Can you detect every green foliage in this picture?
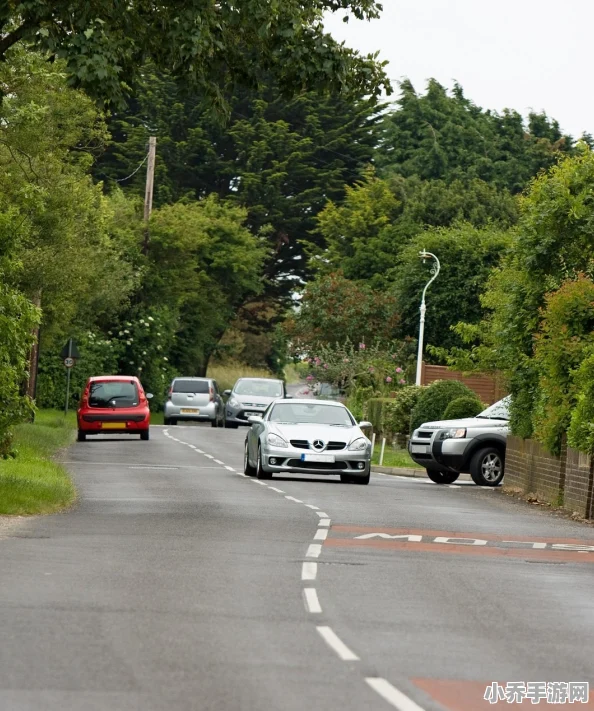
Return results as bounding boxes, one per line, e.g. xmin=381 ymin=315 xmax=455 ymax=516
xmin=346 ymin=385 xmax=377 ymax=422
xmin=532 ymin=277 xmax=594 ymax=455
xmin=568 ymin=353 xmax=594 ymax=454
xmin=442 ymin=395 xmax=483 ymax=420
xmin=391 ymin=224 xmax=511 ymax=353
xmin=0 ymin=284 xmax=40 ymax=455
xmin=367 ymin=386 xmax=423 ymax=436
xmin=285 ymin=272 xmax=399 ymax=354
xmin=377 ymin=79 xmax=573 ymax=193
xmin=410 ymin=379 xmax=477 ymax=432
xmin=2 ymin=1 xmax=390 ymax=107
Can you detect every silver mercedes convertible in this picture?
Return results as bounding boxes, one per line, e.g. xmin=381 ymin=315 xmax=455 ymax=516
xmin=244 ymin=399 xmax=372 ymax=484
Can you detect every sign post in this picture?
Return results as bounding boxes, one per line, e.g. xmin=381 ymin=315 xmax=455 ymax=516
xmin=60 ymin=339 xmax=80 ymax=415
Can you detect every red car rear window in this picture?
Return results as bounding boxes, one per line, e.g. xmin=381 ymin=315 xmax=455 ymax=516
xmin=89 ymin=381 xmax=139 ymax=408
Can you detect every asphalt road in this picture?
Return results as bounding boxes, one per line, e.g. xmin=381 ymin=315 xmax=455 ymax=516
xmin=1 ymin=422 xmax=594 ymax=711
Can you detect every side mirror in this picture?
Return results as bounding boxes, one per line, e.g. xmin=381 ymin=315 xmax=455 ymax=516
xmin=285 ymin=394 xmax=293 ymax=399
xmin=146 ymin=393 xmax=154 ymax=400
xmin=223 ymin=390 xmax=232 ymax=397
xmin=247 ymin=416 xmax=263 ymax=425
xmin=358 ymin=421 xmax=372 ymax=429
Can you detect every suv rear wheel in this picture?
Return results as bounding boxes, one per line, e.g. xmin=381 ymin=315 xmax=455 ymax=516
xmin=469 ymin=446 xmax=504 ymax=486
xmin=426 ymin=470 xmax=460 ymax=484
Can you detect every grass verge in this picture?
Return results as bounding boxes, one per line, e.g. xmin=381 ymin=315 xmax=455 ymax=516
xmin=0 ymin=410 xmax=77 ymax=515
xmin=371 ymin=445 xmax=423 ymax=469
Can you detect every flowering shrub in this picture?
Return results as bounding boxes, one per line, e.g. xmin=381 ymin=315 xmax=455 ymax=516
xmin=304 ymin=339 xmax=416 ymax=395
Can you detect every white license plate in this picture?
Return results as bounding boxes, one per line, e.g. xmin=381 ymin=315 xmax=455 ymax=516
xmin=410 ymin=444 xmax=428 ymax=454
xmin=245 ymin=412 xmax=259 ymax=417
xmin=180 ymin=408 xmax=199 ymax=414
xmin=301 ymin=454 xmax=336 ymax=463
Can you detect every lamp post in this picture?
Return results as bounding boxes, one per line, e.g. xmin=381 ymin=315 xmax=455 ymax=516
xmin=415 ymin=251 xmax=440 ymax=386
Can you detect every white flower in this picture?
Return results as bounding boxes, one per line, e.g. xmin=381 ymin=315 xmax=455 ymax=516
xmin=139 ymin=319 xmax=145 ymax=325
xmin=126 ymin=322 xmax=132 ymax=327
xmin=126 ymin=340 xmax=132 ymax=345
xmin=163 ymin=356 xmax=168 ymax=361
xmin=156 ymin=345 xmax=162 ymax=351
xmin=124 ymin=329 xmax=130 ymax=335
xmin=157 ymin=332 xmax=161 ymax=337
xmin=129 ymin=361 xmax=134 ymax=365
xmin=142 ymin=351 xmax=147 ymax=356
xmin=138 ymin=367 xmax=142 ymax=372
xmin=119 ymin=331 xmax=124 ymax=336
xmin=148 ymin=316 xmax=154 ymax=322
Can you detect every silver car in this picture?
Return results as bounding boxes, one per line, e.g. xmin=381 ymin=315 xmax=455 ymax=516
xmin=224 ymin=377 xmax=286 ymax=428
xmin=164 ymin=377 xmax=225 ymax=427
xmin=244 ymin=399 xmax=372 ymax=484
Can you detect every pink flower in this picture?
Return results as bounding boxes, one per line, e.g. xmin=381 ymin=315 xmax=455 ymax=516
xmin=343 ymin=358 xmax=350 ymax=363
xmin=306 ymin=375 xmax=314 ymax=381
xmin=369 ymin=366 xmax=375 ymax=373
xmin=395 ymin=367 xmax=403 ymax=374
xmin=386 ymin=376 xmax=393 ymax=383
xmin=323 ymin=364 xmax=328 ymax=369
xmin=359 ymin=342 xmax=366 ymax=350
xmin=314 ymin=357 xmax=321 ymax=365
xmin=399 ymin=378 xmax=406 ymax=385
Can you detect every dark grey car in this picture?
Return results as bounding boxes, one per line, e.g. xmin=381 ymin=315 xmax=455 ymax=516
xmin=223 ymin=377 xmax=286 ymax=428
xmin=164 ymin=377 xmax=225 ymax=427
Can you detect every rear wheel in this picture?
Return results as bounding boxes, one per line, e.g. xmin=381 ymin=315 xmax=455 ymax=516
xmin=469 ymin=447 xmax=504 ymax=486
xmin=140 ymin=430 xmax=150 ymax=441
xmin=77 ymin=430 xmax=86 ymax=442
xmin=256 ymin=444 xmax=273 ymax=480
xmin=164 ymin=417 xmax=171 ymax=426
xmin=225 ymin=420 xmax=239 ymax=429
xmin=244 ymin=440 xmax=257 ymax=476
xmin=426 ymin=470 xmax=460 ymax=484
xmin=169 ymin=419 xmax=177 ymax=426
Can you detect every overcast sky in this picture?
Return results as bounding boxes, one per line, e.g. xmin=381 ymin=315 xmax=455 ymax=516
xmin=324 ymin=0 xmax=592 ymax=139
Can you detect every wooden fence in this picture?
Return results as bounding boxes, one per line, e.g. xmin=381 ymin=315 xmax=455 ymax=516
xmin=420 ymin=363 xmax=507 ymax=405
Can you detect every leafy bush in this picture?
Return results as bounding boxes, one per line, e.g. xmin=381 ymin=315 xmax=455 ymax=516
xmin=384 ymin=386 xmax=423 ymax=435
xmin=443 ymin=395 xmax=483 ymax=420
xmin=410 ymin=379 xmax=477 ymax=432
xmin=532 ymin=276 xmax=594 ymax=454
xmin=346 ymin=385 xmax=377 ymax=422
xmin=568 ymin=353 xmax=594 ymax=454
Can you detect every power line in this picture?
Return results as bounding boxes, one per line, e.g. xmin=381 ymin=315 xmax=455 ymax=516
xmin=114 ymin=151 xmax=149 ymax=182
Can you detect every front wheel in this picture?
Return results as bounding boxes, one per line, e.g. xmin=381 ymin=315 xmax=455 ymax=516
xmin=426 ymin=470 xmax=460 ymax=484
xmin=244 ymin=440 xmax=257 ymax=476
xmin=140 ymin=430 xmax=150 ymax=441
xmin=469 ymin=447 xmax=504 ymax=486
xmin=225 ymin=420 xmax=239 ymax=429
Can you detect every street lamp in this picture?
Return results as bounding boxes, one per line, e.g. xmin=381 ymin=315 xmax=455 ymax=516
xmin=415 ymin=250 xmax=440 ymax=386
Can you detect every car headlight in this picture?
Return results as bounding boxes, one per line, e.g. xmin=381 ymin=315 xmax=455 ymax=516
xmin=228 ymin=397 xmax=239 ymax=408
xmin=439 ymin=428 xmax=467 ymax=440
xmin=267 ymin=433 xmax=288 ymax=448
xmin=348 ymin=437 xmax=368 ymax=451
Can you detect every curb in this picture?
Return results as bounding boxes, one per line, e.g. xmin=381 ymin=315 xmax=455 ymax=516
xmin=372 ymin=466 xmax=426 ymax=478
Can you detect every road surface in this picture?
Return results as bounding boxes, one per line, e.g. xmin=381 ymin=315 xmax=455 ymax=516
xmin=1 ymin=424 xmax=593 ymax=710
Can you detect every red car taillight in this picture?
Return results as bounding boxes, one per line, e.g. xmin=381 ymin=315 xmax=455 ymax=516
xmin=209 ymin=387 xmax=215 ymax=402
xmin=168 ymin=387 xmax=173 ymax=399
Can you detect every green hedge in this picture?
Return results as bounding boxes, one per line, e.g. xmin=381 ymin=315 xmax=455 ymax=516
xmin=568 ymin=353 xmax=594 ymax=454
xmin=367 ymin=386 xmax=423 ymax=437
xmin=442 ymin=395 xmax=483 ymax=420
xmin=410 ymin=380 xmax=477 ymax=432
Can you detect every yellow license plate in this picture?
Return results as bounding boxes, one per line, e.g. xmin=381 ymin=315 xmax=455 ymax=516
xmin=101 ymin=422 xmax=125 ymax=430
xmin=180 ymin=408 xmax=199 ymax=414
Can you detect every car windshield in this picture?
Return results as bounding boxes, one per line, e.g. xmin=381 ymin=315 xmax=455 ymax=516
xmin=173 ymin=379 xmax=210 ymax=393
xmin=89 ymin=381 xmax=139 ymax=408
xmin=269 ymin=403 xmax=353 ymax=426
xmin=477 ymin=396 xmax=511 ymax=421
xmin=234 ymin=380 xmax=283 ymax=397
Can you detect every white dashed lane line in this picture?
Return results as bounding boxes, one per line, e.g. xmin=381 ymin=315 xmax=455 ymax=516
xmin=303 ymin=588 xmax=322 ymax=614
xmin=316 ymin=627 xmax=359 ymax=661
xmin=162 ymin=428 xmax=428 ymax=710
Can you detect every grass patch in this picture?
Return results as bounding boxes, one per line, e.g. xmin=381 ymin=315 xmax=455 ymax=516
xmin=150 ymin=411 xmax=165 ymax=425
xmin=0 ymin=410 xmax=77 ymax=515
xmin=207 ymin=361 xmax=275 ymax=392
xmin=371 ymin=445 xmax=423 ymax=469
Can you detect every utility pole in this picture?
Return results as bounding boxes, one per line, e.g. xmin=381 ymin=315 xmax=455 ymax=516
xmin=143 ymin=136 xmax=157 ymax=254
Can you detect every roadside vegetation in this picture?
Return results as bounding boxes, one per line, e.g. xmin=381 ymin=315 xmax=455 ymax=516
xmin=0 ymin=412 xmax=76 ymax=515
xmin=371 ymin=447 xmax=421 ymax=470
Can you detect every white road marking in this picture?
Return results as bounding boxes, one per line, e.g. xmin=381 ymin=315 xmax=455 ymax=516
xmin=318 ymin=519 xmax=331 ymax=527
xmin=304 ymin=588 xmax=322 ymax=613
xmin=285 ymin=496 xmax=303 ymax=503
xmin=316 ymin=627 xmax=359 ymax=661
xmin=306 ymin=544 xmax=322 ymax=558
xmin=195 ymin=449 xmax=204 ymax=453
xmin=225 ymin=466 xmax=235 ymax=472
xmin=214 ymin=459 xmax=225 ymax=465
xmin=204 ymin=454 xmax=214 ymax=459
xmin=301 ymin=562 xmax=317 ymax=581
xmin=365 ymin=678 xmax=426 ymax=711
xmin=188 ymin=445 xmax=197 ymax=449
xmin=315 ymin=511 xmax=329 ymax=518
xmin=305 ymin=504 xmax=319 ymax=510
xmin=268 ymin=487 xmax=285 ymax=493
xmin=314 ymin=528 xmax=328 ymax=541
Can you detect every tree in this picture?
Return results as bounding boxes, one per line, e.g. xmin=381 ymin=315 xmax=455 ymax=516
xmin=1 ymin=1 xmax=390 ymax=107
xmin=377 ymin=79 xmax=573 ymax=193
xmin=390 ymin=224 xmax=511 ymax=353
xmin=93 ymin=68 xmax=383 ymax=289
xmin=284 ymin=271 xmax=400 ymax=354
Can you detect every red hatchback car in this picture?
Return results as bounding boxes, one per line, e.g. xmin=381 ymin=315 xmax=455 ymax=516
xmin=76 ymin=376 xmax=152 ymax=441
